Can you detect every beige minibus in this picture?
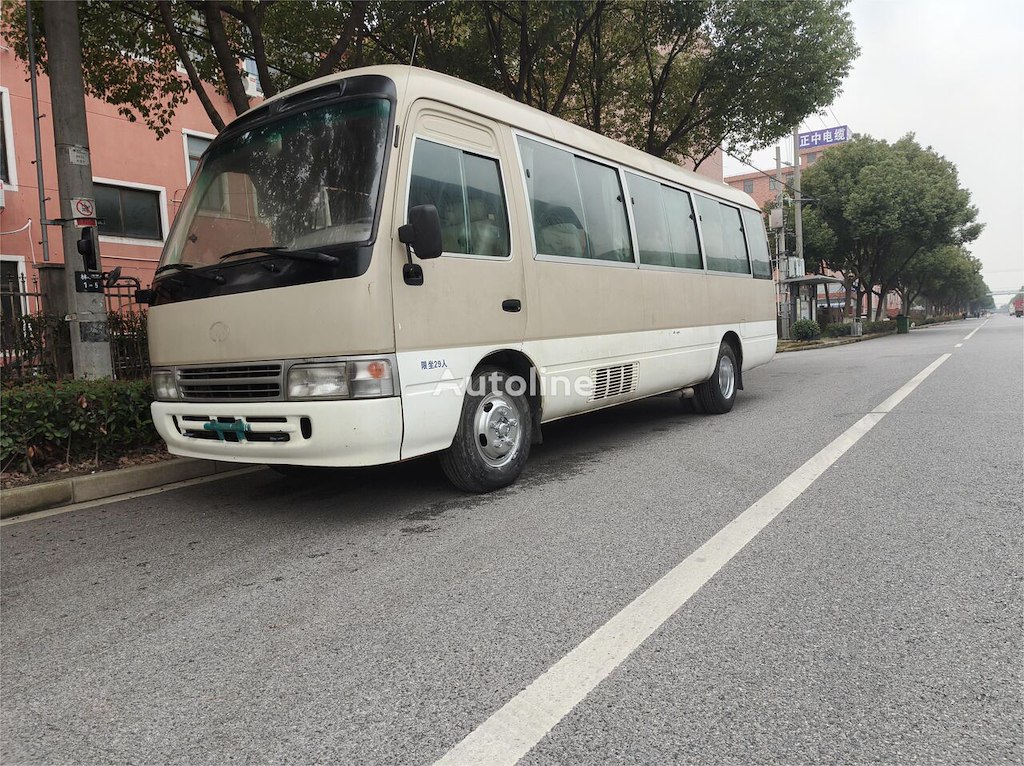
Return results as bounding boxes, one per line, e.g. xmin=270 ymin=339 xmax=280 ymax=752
xmin=145 ymin=66 xmax=776 ymax=491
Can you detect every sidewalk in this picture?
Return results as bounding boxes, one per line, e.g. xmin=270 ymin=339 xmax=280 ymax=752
xmin=0 ymin=458 xmax=246 ymax=519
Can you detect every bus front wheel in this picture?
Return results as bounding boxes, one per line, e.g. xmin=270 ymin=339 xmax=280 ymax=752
xmin=440 ymin=367 xmax=532 ymax=492
xmin=695 ymin=342 xmax=738 ymax=414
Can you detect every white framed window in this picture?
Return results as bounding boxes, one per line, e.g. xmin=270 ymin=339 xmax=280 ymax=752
xmin=182 ymin=129 xmax=229 ymax=213
xmin=183 ymin=129 xmax=215 ymax=183
xmin=0 ymin=86 xmax=18 ymax=191
xmin=93 ymin=177 xmax=169 ymax=247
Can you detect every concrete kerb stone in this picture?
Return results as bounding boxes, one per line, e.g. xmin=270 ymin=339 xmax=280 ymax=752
xmin=0 ymin=457 xmax=240 ymax=519
xmin=777 ymin=317 xmax=965 ymax=352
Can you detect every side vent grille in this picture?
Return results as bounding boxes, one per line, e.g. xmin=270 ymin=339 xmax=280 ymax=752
xmin=590 ymin=363 xmax=639 ymax=401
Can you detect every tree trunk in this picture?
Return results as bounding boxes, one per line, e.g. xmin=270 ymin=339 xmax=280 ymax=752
xmin=203 ymin=0 xmax=250 ymax=116
xmin=314 ymin=1 xmax=368 ymax=79
xmin=241 ymin=1 xmax=276 ymax=98
xmin=158 ymin=0 xmax=226 ymax=131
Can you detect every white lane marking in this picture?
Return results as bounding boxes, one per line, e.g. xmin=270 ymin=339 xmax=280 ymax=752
xmin=963 ymin=319 xmax=989 ymax=341
xmin=956 ymin=343 xmax=963 ymax=348
xmin=0 ymin=467 xmax=262 ymax=527
xmin=436 ymin=353 xmax=953 ymax=766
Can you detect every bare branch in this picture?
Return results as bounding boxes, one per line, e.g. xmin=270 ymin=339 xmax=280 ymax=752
xmin=156 ymin=0 xmax=226 ymax=131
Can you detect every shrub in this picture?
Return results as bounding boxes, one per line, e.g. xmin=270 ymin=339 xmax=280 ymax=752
xmin=1 ymin=379 xmax=158 ymax=473
xmin=822 ymin=322 xmax=852 ymax=338
xmin=791 ymin=319 xmax=822 ymax=341
xmin=863 ymin=320 xmax=897 ymax=335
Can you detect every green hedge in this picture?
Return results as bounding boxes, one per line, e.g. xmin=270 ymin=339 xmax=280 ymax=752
xmin=791 ymin=319 xmax=822 ymax=341
xmin=822 ymin=322 xmax=853 ymax=338
xmin=914 ymin=314 xmax=960 ymax=326
xmin=1 ymin=379 xmax=159 ymax=473
xmin=863 ymin=320 xmax=896 ymax=335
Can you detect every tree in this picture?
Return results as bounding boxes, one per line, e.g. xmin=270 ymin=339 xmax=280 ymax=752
xmin=2 ymin=1 xmax=369 ymax=135
xmin=3 ymin=0 xmax=857 ymax=164
xmin=596 ymin=0 xmax=858 ymax=166
xmin=802 ymin=134 xmax=983 ymax=319
xmin=897 ymin=245 xmax=991 ymax=317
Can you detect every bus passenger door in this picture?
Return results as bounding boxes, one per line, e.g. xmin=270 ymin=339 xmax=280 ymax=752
xmin=391 ymin=104 xmax=526 ymax=460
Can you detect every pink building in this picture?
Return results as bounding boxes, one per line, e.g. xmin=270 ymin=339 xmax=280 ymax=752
xmin=0 ymin=37 xmax=244 ymax=297
xmin=724 ymin=146 xmax=825 ymax=212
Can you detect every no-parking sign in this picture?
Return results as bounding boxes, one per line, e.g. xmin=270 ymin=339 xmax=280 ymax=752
xmin=72 ymin=197 xmax=95 ymax=217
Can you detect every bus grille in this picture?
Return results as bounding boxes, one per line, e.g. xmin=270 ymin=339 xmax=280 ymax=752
xmin=178 ymin=364 xmax=283 ymax=401
xmin=591 ymin=363 xmax=639 ymax=401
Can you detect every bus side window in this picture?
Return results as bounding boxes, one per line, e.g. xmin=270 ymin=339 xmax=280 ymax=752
xmin=517 ymin=137 xmax=587 ymax=259
xmin=575 ymin=157 xmax=634 ymax=263
xmin=741 ymin=208 xmax=773 ymax=279
xmin=409 ymin=138 xmax=510 ymax=257
xmin=663 ymin=188 xmax=703 ymax=270
xmin=463 ymin=153 xmax=510 ymax=257
xmin=719 ymin=203 xmax=751 ymax=275
xmin=627 ymin=172 xmax=673 ymax=267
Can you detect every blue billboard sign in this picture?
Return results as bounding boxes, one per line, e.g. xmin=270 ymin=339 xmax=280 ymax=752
xmin=798 ymin=125 xmax=850 ymax=150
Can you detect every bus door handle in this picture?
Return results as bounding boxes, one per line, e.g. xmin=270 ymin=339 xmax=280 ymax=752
xmin=502 ymin=299 xmax=522 ymax=313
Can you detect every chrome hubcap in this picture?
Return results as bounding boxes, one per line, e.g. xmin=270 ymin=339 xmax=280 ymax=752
xmin=718 ymin=354 xmax=736 ymax=400
xmin=474 ymin=393 xmax=521 ymax=467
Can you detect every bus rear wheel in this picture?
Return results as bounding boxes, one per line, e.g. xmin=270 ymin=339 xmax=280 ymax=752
xmin=440 ymin=367 xmax=532 ymax=492
xmin=695 ymin=342 xmax=738 ymax=414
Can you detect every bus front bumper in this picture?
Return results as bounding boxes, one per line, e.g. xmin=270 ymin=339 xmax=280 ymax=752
xmin=151 ymin=398 xmax=403 ymax=467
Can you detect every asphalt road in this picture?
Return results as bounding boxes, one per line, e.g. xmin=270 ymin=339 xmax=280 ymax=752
xmin=2 ymin=316 xmax=1022 ymax=765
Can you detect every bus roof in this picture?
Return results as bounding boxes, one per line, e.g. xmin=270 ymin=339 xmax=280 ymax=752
xmin=249 ymin=65 xmax=760 ymax=212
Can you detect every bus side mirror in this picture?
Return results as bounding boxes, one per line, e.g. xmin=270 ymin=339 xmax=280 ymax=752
xmin=398 ymin=205 xmax=442 ymax=260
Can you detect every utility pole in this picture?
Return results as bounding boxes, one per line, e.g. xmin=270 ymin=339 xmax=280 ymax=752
xmin=792 ymin=128 xmax=807 ymax=325
xmin=775 ymin=146 xmax=790 ymax=339
xmin=25 ymin=1 xmax=49 ymax=263
xmin=792 ymin=128 xmax=804 ymax=266
xmin=42 ymin=1 xmax=112 ymax=379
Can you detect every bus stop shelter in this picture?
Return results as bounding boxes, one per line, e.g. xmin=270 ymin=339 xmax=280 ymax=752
xmin=781 ymin=274 xmax=845 ymax=336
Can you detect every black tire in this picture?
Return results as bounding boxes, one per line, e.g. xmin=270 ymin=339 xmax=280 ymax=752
xmin=694 ymin=342 xmax=738 ymax=415
xmin=439 ymin=366 xmax=532 ymax=492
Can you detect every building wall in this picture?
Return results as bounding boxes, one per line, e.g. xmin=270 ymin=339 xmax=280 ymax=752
xmin=683 ymin=150 xmax=723 ymax=184
xmin=723 ymin=147 xmax=827 ymax=211
xmin=0 ymin=40 xmax=236 ymax=289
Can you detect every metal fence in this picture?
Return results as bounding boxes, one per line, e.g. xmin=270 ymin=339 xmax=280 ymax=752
xmin=105 ymin=273 xmax=149 ymax=381
xmin=0 ymin=271 xmax=149 ymax=384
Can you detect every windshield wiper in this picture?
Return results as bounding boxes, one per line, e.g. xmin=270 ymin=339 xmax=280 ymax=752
xmin=154 ymin=263 xmax=225 ymax=284
xmin=218 ymin=246 xmax=339 ymax=264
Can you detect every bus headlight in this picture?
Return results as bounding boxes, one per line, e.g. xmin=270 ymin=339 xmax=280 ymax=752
xmin=152 ymin=369 xmax=179 ymax=401
xmin=349 ymin=359 xmax=394 ymax=398
xmin=287 ymin=363 xmax=349 ymax=399
xmin=286 ymin=359 xmax=395 ymax=399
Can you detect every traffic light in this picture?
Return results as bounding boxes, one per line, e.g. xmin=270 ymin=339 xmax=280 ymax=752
xmin=77 ymin=226 xmax=98 ymax=272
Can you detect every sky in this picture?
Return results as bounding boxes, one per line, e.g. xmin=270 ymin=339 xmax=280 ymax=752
xmin=722 ymin=0 xmax=1024 ymax=301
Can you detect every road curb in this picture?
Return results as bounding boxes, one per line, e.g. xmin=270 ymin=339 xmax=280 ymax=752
xmin=0 ymin=458 xmax=242 ymax=519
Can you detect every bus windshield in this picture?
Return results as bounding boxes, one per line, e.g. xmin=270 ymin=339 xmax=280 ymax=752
xmin=161 ymin=97 xmax=392 ymax=272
